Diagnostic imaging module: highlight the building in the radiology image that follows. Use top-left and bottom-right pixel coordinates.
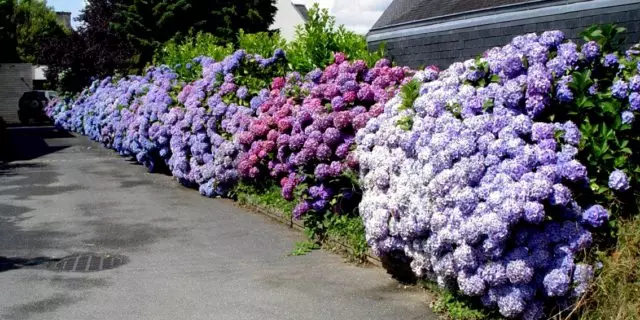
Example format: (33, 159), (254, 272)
(270, 0), (309, 41)
(55, 11), (72, 30)
(367, 0), (640, 68)
(0, 64), (33, 123)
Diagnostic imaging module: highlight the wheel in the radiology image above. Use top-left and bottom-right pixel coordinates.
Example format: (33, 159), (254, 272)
(18, 111), (30, 125)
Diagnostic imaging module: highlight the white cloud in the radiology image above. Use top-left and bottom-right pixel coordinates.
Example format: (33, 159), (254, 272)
(294, 0), (392, 34)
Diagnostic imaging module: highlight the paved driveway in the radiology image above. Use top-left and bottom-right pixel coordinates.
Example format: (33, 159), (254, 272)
(0, 127), (434, 320)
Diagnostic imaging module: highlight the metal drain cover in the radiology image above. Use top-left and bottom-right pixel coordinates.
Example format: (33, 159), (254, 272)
(49, 253), (128, 272)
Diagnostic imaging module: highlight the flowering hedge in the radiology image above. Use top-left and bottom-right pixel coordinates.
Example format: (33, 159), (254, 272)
(237, 53), (411, 222)
(357, 30), (639, 318)
(46, 28), (639, 319)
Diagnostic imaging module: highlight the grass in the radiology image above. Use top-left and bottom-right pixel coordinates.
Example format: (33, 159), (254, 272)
(324, 214), (369, 262)
(420, 281), (502, 320)
(577, 215), (640, 320)
(234, 181), (295, 221)
(233, 180), (370, 262)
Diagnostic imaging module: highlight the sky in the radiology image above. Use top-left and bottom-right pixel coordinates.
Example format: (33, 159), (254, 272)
(45, 0), (393, 34)
(294, 0), (393, 34)
(45, 0), (85, 28)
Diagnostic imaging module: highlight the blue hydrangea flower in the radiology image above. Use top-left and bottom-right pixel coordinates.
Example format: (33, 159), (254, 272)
(543, 269), (570, 297)
(608, 169), (630, 191)
(621, 111), (635, 124)
(603, 53), (618, 67)
(630, 92), (640, 111)
(581, 205), (609, 228)
(612, 80), (629, 99)
(581, 41), (601, 61)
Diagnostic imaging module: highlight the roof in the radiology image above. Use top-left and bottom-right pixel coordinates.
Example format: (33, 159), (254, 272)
(294, 3), (309, 21)
(372, 0), (545, 30)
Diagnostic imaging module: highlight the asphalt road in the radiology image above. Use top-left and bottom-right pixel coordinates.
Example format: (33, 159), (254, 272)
(0, 126), (434, 320)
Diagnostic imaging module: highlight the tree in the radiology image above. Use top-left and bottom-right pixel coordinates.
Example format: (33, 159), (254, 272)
(15, 0), (68, 63)
(0, 0), (19, 62)
(39, 0), (278, 92)
(38, 0), (133, 93)
(0, 0), (66, 63)
(111, 0), (278, 70)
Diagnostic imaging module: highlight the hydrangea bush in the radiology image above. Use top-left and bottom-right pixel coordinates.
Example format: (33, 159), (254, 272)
(356, 29), (638, 318)
(45, 26), (639, 319)
(163, 49), (287, 196)
(236, 53), (411, 226)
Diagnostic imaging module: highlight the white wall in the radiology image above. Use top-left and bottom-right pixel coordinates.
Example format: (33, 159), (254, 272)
(0, 64), (33, 123)
(270, 0), (306, 41)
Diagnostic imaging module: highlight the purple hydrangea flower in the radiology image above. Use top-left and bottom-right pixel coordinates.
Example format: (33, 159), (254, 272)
(581, 205), (609, 228)
(608, 169), (630, 191)
(621, 111), (635, 124)
(543, 269), (570, 297)
(603, 53), (618, 67)
(581, 41), (601, 61)
(630, 92), (640, 111)
(612, 80), (629, 99)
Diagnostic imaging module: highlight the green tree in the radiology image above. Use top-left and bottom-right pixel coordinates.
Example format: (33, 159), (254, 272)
(15, 0), (68, 63)
(286, 3), (386, 73)
(0, 0), (67, 63)
(111, 0), (277, 71)
(0, 0), (19, 62)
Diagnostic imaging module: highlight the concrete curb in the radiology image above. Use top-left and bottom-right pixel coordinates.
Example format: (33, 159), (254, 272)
(234, 199), (383, 268)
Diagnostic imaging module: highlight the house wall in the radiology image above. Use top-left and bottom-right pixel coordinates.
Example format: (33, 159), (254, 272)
(0, 64), (33, 124)
(270, 0), (306, 41)
(368, 1), (640, 69)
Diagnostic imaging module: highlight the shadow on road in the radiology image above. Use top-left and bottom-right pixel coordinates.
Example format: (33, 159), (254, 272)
(0, 256), (60, 272)
(3, 126), (74, 162)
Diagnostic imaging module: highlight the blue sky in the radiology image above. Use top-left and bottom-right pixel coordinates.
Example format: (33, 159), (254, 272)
(47, 0), (85, 28)
(46, 0), (392, 34)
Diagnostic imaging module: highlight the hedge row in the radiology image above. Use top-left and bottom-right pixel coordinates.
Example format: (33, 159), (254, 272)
(46, 28), (640, 319)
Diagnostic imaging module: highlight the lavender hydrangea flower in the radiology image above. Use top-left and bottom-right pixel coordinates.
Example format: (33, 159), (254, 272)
(608, 169), (630, 191)
(581, 41), (601, 61)
(612, 80), (629, 99)
(603, 53), (618, 67)
(630, 92), (640, 111)
(581, 205), (609, 228)
(543, 269), (570, 297)
(621, 111), (635, 124)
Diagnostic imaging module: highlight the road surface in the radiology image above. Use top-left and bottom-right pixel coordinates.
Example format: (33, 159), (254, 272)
(0, 126), (434, 320)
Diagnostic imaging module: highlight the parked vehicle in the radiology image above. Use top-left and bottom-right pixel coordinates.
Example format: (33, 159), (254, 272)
(18, 90), (57, 125)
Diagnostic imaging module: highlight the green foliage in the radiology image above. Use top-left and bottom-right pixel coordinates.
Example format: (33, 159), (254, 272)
(289, 241), (320, 256)
(549, 25), (640, 224)
(237, 29), (285, 58)
(111, 0), (277, 71)
(396, 115), (414, 131)
(398, 79), (420, 111)
(0, 0), (19, 62)
(0, 0), (67, 63)
(556, 23), (640, 319)
(154, 31), (234, 81)
(233, 181), (295, 220)
(580, 24), (627, 53)
(422, 281), (500, 320)
(325, 214), (368, 259)
(285, 3), (386, 73)
(395, 79), (420, 130)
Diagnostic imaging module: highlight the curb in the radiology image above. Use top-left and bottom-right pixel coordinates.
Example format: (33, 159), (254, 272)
(234, 199), (383, 267)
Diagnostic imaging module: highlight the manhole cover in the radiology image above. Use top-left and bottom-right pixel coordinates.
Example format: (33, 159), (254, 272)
(48, 253), (128, 272)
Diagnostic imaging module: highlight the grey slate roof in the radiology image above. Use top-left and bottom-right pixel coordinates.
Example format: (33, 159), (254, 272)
(372, 0), (553, 30)
(294, 4), (309, 21)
